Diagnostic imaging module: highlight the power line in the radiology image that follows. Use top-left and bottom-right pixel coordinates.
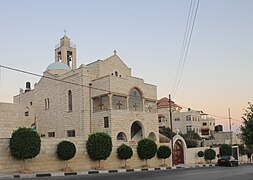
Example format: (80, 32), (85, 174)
(172, 0), (200, 96)
(0, 64), (153, 101)
(172, 0), (194, 94)
(0, 64), (243, 124)
(177, 103), (242, 123)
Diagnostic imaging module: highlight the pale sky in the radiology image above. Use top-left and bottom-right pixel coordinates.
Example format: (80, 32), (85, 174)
(0, 0), (252, 131)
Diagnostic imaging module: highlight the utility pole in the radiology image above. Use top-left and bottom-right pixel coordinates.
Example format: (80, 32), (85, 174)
(228, 108), (233, 155)
(169, 94), (173, 165)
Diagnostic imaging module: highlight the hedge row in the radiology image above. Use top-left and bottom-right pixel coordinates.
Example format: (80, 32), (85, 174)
(10, 129), (172, 168)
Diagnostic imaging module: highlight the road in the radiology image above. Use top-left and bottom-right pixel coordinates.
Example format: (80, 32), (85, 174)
(31, 164), (253, 180)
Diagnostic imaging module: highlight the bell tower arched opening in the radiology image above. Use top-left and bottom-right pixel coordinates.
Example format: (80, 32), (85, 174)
(55, 35), (76, 70)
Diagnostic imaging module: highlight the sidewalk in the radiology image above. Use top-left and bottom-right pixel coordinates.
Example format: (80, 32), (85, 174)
(0, 164), (217, 179)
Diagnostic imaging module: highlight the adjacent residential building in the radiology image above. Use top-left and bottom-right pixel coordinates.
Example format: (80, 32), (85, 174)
(157, 97), (216, 139)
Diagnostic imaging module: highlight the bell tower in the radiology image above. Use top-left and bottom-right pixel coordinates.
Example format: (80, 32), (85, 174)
(55, 35), (76, 70)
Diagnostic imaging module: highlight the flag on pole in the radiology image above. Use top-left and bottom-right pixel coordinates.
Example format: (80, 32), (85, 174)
(31, 115), (36, 131)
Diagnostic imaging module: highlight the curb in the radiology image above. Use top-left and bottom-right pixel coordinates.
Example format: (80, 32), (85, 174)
(0, 164), (216, 179)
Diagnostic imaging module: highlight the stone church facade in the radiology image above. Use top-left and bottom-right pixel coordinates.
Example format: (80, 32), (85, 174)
(13, 36), (158, 145)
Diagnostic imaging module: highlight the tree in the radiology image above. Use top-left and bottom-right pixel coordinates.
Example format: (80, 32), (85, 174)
(9, 127), (41, 172)
(197, 151), (204, 158)
(245, 146), (253, 160)
(184, 138), (198, 148)
(157, 145), (171, 166)
(197, 151), (204, 164)
(219, 144), (232, 156)
(180, 131), (201, 140)
(204, 149), (216, 163)
(180, 131), (200, 148)
(117, 144), (133, 168)
(57, 141), (76, 171)
(241, 102), (253, 146)
(159, 126), (176, 139)
(86, 132), (112, 169)
(137, 138), (157, 167)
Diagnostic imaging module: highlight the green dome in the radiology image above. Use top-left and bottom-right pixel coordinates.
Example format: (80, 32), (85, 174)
(46, 62), (71, 71)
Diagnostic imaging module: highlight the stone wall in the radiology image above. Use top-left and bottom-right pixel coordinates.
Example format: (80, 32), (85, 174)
(186, 147), (219, 164)
(0, 138), (168, 173)
(0, 103), (33, 138)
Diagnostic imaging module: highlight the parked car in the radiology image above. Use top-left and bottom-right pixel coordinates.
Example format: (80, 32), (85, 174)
(217, 156), (238, 166)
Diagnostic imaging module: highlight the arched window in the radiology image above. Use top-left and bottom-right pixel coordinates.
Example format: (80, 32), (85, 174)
(68, 90), (72, 111)
(129, 88), (143, 111)
(117, 132), (127, 142)
(25, 107), (29, 116)
(148, 132), (156, 141)
(115, 71), (118, 76)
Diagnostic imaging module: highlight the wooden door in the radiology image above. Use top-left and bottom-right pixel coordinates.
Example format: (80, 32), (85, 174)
(173, 140), (184, 165)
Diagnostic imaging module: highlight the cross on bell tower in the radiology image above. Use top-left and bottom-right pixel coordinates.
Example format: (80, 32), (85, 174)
(55, 34), (77, 70)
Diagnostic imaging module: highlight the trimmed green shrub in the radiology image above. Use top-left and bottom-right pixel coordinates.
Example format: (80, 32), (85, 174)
(137, 138), (157, 166)
(117, 144), (133, 168)
(204, 148), (216, 163)
(57, 141), (76, 170)
(157, 145), (171, 166)
(219, 144), (232, 156)
(57, 141), (76, 161)
(86, 132), (112, 168)
(10, 127), (41, 160)
(197, 151), (204, 158)
(185, 138), (198, 148)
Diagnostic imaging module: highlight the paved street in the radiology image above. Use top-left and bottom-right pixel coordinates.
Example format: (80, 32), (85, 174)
(29, 164), (253, 180)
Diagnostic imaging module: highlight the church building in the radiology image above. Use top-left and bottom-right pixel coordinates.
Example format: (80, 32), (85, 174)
(13, 36), (159, 145)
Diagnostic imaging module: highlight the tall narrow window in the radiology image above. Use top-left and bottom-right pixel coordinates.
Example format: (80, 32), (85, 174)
(68, 90), (72, 111)
(45, 99), (47, 109)
(104, 116), (109, 128)
(45, 98), (50, 110)
(47, 98), (50, 109)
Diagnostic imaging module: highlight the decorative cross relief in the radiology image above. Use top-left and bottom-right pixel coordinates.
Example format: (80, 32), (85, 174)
(133, 103), (138, 111)
(98, 102), (104, 110)
(147, 105), (152, 112)
(116, 101), (123, 109)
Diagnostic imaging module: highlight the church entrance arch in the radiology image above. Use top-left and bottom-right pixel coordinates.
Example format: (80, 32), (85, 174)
(172, 135), (187, 165)
(173, 140), (184, 165)
(131, 121), (144, 142)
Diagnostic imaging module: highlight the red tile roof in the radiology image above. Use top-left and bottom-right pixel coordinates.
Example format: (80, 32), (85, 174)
(157, 97), (181, 109)
(158, 114), (165, 118)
